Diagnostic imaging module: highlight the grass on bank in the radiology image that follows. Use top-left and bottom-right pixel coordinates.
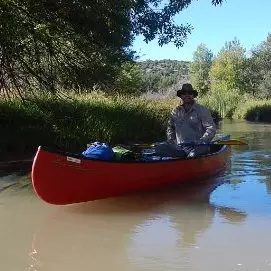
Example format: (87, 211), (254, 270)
(198, 92), (271, 122)
(1, 91), (270, 159)
(0, 93), (172, 158)
(232, 100), (271, 122)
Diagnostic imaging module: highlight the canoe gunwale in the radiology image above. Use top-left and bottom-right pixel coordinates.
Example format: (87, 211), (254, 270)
(38, 145), (228, 164)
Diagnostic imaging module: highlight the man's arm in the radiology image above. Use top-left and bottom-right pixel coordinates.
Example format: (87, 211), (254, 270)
(199, 107), (216, 142)
(166, 110), (176, 143)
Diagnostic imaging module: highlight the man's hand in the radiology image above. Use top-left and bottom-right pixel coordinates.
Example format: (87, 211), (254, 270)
(193, 139), (207, 145)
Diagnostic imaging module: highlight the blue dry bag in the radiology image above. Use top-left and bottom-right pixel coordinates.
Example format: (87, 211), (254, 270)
(82, 141), (114, 160)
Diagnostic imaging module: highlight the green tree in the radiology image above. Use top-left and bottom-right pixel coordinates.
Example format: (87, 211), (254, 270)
(0, 0), (133, 97)
(189, 43), (213, 95)
(131, 0), (223, 48)
(258, 71), (271, 98)
(210, 38), (247, 93)
(111, 62), (143, 95)
(0, 0), (224, 97)
(246, 33), (271, 97)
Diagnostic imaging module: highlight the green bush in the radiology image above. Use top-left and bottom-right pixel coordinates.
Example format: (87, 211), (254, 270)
(232, 100), (271, 122)
(1, 91), (270, 159)
(0, 93), (170, 157)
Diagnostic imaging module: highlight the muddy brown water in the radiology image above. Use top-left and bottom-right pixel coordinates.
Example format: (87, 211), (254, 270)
(0, 119), (271, 271)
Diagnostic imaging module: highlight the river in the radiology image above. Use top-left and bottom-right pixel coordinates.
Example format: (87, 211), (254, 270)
(0, 120), (270, 271)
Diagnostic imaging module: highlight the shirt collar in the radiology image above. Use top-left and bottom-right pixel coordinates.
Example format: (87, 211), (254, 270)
(180, 101), (197, 112)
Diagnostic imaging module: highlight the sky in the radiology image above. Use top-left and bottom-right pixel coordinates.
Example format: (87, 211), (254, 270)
(132, 0), (271, 61)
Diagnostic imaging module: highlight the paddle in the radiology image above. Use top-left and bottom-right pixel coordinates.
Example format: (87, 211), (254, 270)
(129, 139), (248, 149)
(211, 139), (248, 145)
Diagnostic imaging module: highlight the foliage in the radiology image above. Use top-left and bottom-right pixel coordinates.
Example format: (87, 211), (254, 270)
(0, 0), (225, 98)
(198, 91), (242, 118)
(137, 33), (271, 100)
(136, 33), (271, 100)
(0, 0), (134, 97)
(247, 33), (271, 98)
(0, 92), (171, 156)
(189, 43), (213, 94)
(110, 62), (144, 95)
(138, 59), (189, 93)
(1, 91), (270, 159)
(210, 38), (247, 93)
(258, 71), (271, 98)
(131, 0), (223, 48)
(232, 100), (271, 122)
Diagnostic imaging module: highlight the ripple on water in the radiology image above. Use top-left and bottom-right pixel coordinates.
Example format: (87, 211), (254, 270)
(229, 149), (271, 178)
(0, 174), (19, 191)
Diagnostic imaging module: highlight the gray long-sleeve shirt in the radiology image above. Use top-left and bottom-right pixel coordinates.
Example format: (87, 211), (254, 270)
(166, 102), (216, 144)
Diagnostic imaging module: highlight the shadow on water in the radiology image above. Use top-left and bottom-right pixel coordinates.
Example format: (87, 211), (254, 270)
(0, 171), (31, 193)
(0, 159), (32, 175)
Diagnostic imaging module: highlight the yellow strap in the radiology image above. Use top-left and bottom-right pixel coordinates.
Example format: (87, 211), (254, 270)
(131, 139), (248, 148)
(213, 139), (248, 145)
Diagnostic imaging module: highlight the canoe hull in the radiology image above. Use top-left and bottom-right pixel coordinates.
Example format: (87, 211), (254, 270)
(31, 145), (230, 205)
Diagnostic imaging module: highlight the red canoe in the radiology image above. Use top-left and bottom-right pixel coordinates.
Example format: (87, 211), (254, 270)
(31, 145), (230, 205)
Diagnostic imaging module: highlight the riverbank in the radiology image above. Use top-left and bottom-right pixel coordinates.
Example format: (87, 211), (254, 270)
(1, 92), (270, 163)
(0, 93), (170, 164)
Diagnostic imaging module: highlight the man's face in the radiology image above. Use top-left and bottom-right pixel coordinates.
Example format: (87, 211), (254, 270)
(180, 92), (194, 103)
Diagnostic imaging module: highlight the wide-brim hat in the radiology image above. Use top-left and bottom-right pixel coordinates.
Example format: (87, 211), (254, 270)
(177, 83), (198, 98)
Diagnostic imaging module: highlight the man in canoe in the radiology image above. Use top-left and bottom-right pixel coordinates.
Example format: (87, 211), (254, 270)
(155, 83), (216, 158)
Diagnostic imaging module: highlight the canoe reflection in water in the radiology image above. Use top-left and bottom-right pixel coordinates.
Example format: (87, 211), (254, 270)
(27, 175), (247, 271)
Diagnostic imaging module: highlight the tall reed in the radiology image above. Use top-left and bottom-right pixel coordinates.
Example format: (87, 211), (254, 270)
(1, 91), (270, 160)
(0, 92), (172, 157)
(199, 91), (241, 118)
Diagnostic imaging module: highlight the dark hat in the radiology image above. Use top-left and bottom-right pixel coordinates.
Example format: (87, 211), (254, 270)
(177, 83), (198, 98)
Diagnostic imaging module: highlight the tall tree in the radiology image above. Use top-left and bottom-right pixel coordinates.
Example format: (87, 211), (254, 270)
(131, 0), (223, 47)
(258, 71), (271, 98)
(0, 0), (224, 97)
(189, 43), (213, 95)
(246, 33), (271, 98)
(210, 38), (247, 93)
(111, 62), (144, 95)
(0, 0), (133, 97)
